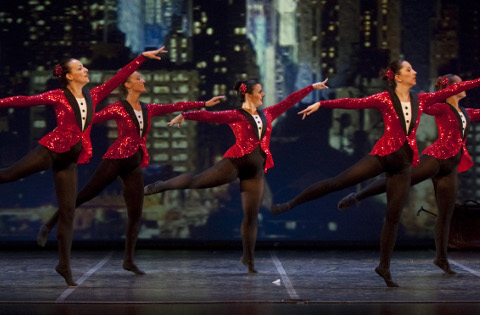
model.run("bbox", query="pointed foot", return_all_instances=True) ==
[123,261,146,275]
[337,193,359,211]
[241,257,258,274]
[375,266,399,287]
[36,224,51,247]
[434,258,457,275]
[55,265,78,286]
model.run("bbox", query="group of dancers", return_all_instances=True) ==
[1,46,479,287]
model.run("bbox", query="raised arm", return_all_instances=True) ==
[90,47,168,102]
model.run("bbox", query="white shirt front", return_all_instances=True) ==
[252,114,263,139]
[134,109,144,137]
[400,101,412,132]
[75,97,87,130]
[459,111,466,137]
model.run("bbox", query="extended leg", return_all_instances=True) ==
[53,162,79,286]
[0,145,52,183]
[376,166,411,287]
[239,176,264,274]
[144,158,239,195]
[432,171,458,274]
[338,155,440,210]
[38,159,121,247]
[120,166,145,275]
[272,155,384,214]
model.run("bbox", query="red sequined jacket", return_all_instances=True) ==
[182,85,314,172]
[422,103,480,172]
[0,54,147,164]
[320,78,480,166]
[92,100,205,167]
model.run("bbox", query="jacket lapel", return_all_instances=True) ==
[140,101,148,138]
[121,100,142,136]
[407,92,419,134]
[387,87,407,135]
[62,87,93,132]
[82,87,93,131]
[258,109,267,139]
[239,108,262,140]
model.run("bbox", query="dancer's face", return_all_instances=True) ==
[396,61,417,87]
[247,84,265,107]
[452,75,466,99]
[125,72,146,94]
[66,59,89,86]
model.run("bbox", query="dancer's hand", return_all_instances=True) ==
[205,95,225,107]
[312,78,329,90]
[142,46,168,60]
[298,102,321,120]
[169,113,185,127]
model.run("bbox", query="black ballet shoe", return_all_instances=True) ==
[123,261,146,275]
[375,266,399,287]
[36,224,51,247]
[433,258,457,275]
[144,181,164,196]
[55,265,78,286]
[337,193,358,211]
[241,257,258,274]
[270,203,291,215]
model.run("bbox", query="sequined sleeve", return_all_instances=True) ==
[319,92,385,110]
[423,103,443,116]
[90,54,147,102]
[266,85,314,120]
[182,109,243,124]
[149,101,205,117]
[466,108,480,122]
[420,77,480,107]
[92,103,121,124]
[0,89,58,108]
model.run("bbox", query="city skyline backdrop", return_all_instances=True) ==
[0,0,479,244]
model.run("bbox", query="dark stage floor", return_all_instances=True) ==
[1,247,480,314]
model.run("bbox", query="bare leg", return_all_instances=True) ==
[338,155,440,210]
[239,176,264,274]
[432,171,458,274]
[271,155,384,214]
[120,165,145,275]
[375,166,411,287]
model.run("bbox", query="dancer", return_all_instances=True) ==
[337,74,480,275]
[36,70,224,275]
[144,79,329,273]
[271,60,480,287]
[0,47,166,286]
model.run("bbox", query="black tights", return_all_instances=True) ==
[355,154,460,261]
[281,143,413,274]
[45,150,144,266]
[146,146,266,267]
[0,143,81,284]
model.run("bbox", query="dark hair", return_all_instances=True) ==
[434,74,457,91]
[53,58,75,88]
[233,79,260,102]
[380,60,405,89]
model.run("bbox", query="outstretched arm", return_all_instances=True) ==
[267,78,329,120]
[0,90,58,108]
[91,46,168,102]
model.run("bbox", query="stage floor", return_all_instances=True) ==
[1,247,480,314]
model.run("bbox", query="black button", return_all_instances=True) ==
[406,120,409,123]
